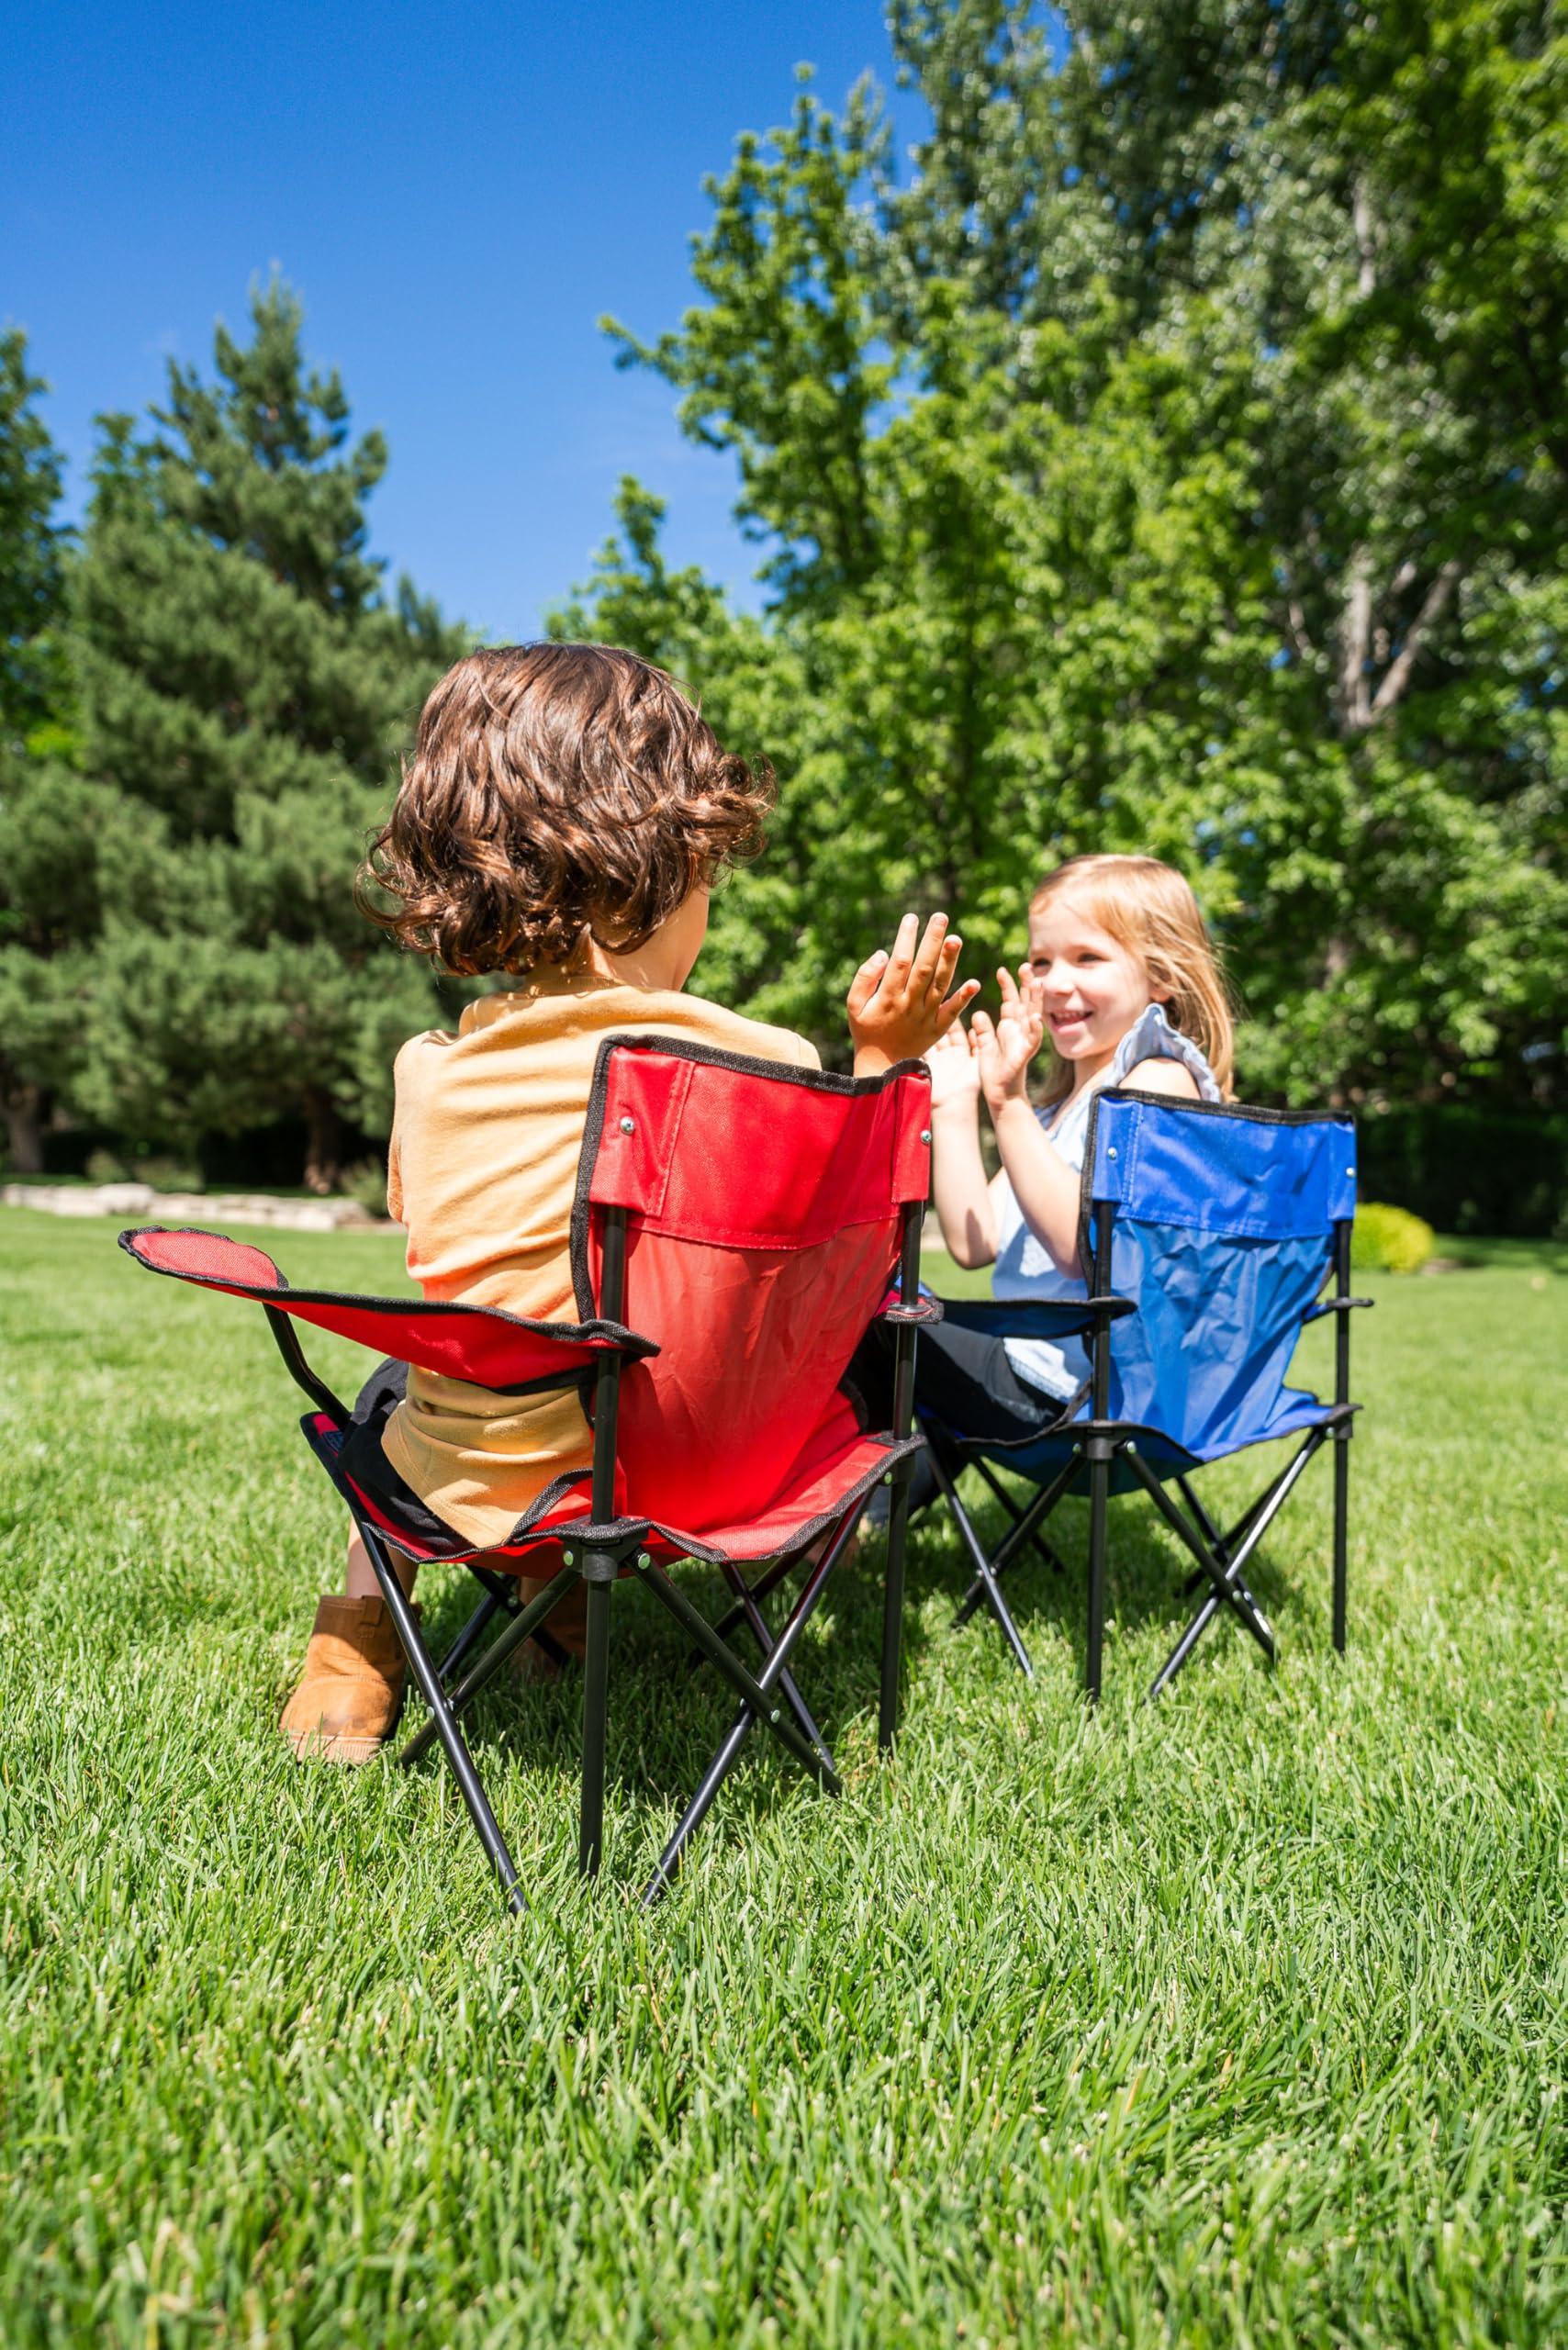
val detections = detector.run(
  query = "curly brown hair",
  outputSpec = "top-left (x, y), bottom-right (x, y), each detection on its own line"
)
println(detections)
top-left (360, 642), bottom-right (775, 974)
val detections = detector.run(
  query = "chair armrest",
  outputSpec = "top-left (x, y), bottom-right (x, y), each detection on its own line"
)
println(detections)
top-left (119, 1224), bottom-right (661, 1396)
top-left (937, 1295), bottom-right (1136, 1342)
top-left (1302, 1294), bottom-right (1375, 1323)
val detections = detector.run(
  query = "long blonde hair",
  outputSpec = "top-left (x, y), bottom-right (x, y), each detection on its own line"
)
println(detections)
top-left (1030, 853), bottom-right (1236, 1104)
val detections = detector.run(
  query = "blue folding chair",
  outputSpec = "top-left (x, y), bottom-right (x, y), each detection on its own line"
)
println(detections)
top-left (924, 1090), bottom-right (1370, 1698)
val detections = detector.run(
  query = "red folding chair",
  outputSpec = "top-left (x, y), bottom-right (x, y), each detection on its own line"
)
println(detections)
top-left (120, 1036), bottom-right (935, 1913)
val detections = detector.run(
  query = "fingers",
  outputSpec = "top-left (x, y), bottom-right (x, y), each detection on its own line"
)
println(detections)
top-left (932, 979), bottom-right (981, 1039)
top-left (929, 931), bottom-right (963, 1004)
top-left (903, 911), bottom-right (951, 1001)
top-left (846, 948), bottom-right (889, 1017)
top-left (997, 965), bottom-right (1021, 1009)
top-left (881, 911), bottom-right (921, 991)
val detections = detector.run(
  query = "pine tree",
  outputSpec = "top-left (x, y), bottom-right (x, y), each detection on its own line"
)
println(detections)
top-left (72, 279), bottom-right (468, 1188)
top-left (0, 330), bottom-right (84, 1173)
top-left (0, 328), bottom-right (69, 750)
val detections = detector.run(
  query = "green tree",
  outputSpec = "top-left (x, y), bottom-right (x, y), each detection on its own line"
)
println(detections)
top-left (588, 62), bottom-right (1275, 1057)
top-left (577, 0), bottom-right (1568, 1114)
top-left (0, 330), bottom-right (84, 1172)
top-left (71, 279), bottom-right (468, 1188)
top-left (1050, 0), bottom-right (1568, 1104)
top-left (0, 328), bottom-right (70, 750)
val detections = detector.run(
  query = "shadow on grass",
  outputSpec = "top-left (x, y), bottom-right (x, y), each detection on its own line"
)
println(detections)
top-left (403, 1537), bottom-right (946, 1824)
top-left (397, 1435), bottom-right (1327, 1850)
top-left (894, 1451), bottom-right (1320, 1685)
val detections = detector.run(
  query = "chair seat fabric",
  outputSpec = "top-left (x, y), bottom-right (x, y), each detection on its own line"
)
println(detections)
top-left (935, 1392), bottom-right (1357, 1497)
top-left (307, 1404), bottom-right (918, 1566)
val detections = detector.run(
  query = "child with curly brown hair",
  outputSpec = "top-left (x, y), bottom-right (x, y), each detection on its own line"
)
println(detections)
top-left (281, 641), bottom-right (978, 1762)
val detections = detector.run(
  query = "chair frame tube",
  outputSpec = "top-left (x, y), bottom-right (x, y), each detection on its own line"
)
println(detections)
top-left (879, 1201), bottom-right (928, 1749)
top-left (1084, 1199), bottom-right (1116, 1702)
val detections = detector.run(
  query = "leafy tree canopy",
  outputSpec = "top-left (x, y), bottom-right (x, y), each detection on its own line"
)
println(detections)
top-left (567, 0), bottom-right (1567, 1112)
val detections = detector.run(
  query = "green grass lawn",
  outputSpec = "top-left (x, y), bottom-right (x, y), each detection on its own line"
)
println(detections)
top-left (3, 1207), bottom-right (1566, 2347)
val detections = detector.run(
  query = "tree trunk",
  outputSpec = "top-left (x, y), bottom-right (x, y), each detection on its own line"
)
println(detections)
top-left (2, 1080), bottom-right (45, 1175)
top-left (301, 1086), bottom-right (342, 1196)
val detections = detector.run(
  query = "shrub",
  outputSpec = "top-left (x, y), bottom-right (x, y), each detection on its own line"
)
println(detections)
top-left (1351, 1201), bottom-right (1436, 1273)
top-left (132, 1155), bottom-right (205, 1195)
top-left (84, 1148), bottom-right (129, 1184)
top-left (340, 1157), bottom-right (389, 1219)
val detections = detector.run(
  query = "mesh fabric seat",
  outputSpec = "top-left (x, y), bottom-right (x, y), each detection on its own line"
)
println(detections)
top-left (924, 1089), bottom-right (1370, 1697)
top-left (122, 1036), bottom-right (935, 1913)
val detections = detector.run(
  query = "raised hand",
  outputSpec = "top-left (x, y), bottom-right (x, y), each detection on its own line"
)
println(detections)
top-left (846, 912), bottom-right (981, 1077)
top-left (969, 964), bottom-right (1044, 1111)
top-left (925, 1022), bottom-right (981, 1110)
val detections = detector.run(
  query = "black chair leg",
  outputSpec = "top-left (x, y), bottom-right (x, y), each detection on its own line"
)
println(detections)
top-left (1332, 1427), bottom-right (1350, 1654)
top-left (951, 1458), bottom-right (1076, 1628)
top-left (720, 1560), bottom-right (834, 1775)
top-left (926, 1446), bottom-right (1036, 1678)
top-left (577, 1564), bottom-right (614, 1878)
top-left (641, 1511), bottom-right (855, 1904)
top-left (879, 1469), bottom-right (913, 1750)
top-left (357, 1518), bottom-right (525, 1918)
top-left (974, 1458), bottom-right (1069, 1577)
top-left (644, 1706), bottom-right (754, 1899)
top-left (437, 1585), bottom-right (508, 1685)
top-left (399, 1562), bottom-right (581, 1767)
top-left (1084, 1451), bottom-right (1110, 1704)
top-left (704, 1553), bottom-right (795, 1657)
top-left (1141, 1432), bottom-right (1324, 1695)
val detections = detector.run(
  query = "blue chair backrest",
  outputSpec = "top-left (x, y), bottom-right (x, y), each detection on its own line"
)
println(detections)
top-left (1084, 1091), bottom-right (1358, 1454)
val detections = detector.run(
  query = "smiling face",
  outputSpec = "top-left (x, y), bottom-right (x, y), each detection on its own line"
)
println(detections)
top-left (1025, 893), bottom-right (1166, 1090)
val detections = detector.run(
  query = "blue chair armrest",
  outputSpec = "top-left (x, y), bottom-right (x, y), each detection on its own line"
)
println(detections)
top-left (937, 1295), bottom-right (1136, 1341)
top-left (1302, 1294), bottom-right (1375, 1323)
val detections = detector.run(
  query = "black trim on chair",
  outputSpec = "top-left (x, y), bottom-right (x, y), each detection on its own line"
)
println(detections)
top-left (567, 1033), bottom-right (931, 1316)
top-left (118, 1225), bottom-right (658, 1360)
top-left (1075, 1094), bottom-right (1358, 1283)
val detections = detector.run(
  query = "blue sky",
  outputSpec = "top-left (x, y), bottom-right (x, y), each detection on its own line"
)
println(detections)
top-left (4, 1), bottom-right (923, 639)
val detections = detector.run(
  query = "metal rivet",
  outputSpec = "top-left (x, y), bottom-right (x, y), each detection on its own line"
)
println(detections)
top-left (620, 1115), bottom-right (635, 1135)
top-left (1107, 1146), bottom-right (1118, 1159)
top-left (920, 1128), bottom-right (932, 1145)
top-left (637, 1551), bottom-right (650, 1570)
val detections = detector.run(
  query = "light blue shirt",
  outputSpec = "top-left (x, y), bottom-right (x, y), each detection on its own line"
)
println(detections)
top-left (991, 1004), bottom-right (1223, 1400)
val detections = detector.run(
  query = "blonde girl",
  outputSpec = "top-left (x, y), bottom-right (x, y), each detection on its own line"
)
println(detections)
top-left (861, 855), bottom-right (1234, 1470)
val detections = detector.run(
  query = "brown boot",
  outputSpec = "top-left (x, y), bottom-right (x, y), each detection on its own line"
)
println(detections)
top-left (280, 1595), bottom-right (415, 1764)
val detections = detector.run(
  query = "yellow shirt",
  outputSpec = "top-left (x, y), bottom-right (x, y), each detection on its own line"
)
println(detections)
top-left (381, 969), bottom-right (820, 1546)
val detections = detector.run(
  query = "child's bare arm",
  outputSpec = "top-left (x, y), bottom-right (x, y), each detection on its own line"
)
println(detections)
top-left (927, 1027), bottom-right (1003, 1267)
top-left (846, 912), bottom-right (980, 1078)
top-left (971, 967), bottom-right (1082, 1275)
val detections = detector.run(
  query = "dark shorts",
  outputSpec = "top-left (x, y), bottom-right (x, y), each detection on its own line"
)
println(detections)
top-left (847, 1317), bottom-right (1066, 1445)
top-left (846, 1318), bottom-right (1070, 1517)
top-left (340, 1360), bottom-right (588, 1655)
top-left (337, 1357), bottom-right (460, 1550)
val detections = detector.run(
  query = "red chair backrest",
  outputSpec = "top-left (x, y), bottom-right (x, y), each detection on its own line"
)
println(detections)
top-left (577, 1038), bottom-right (930, 1534)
